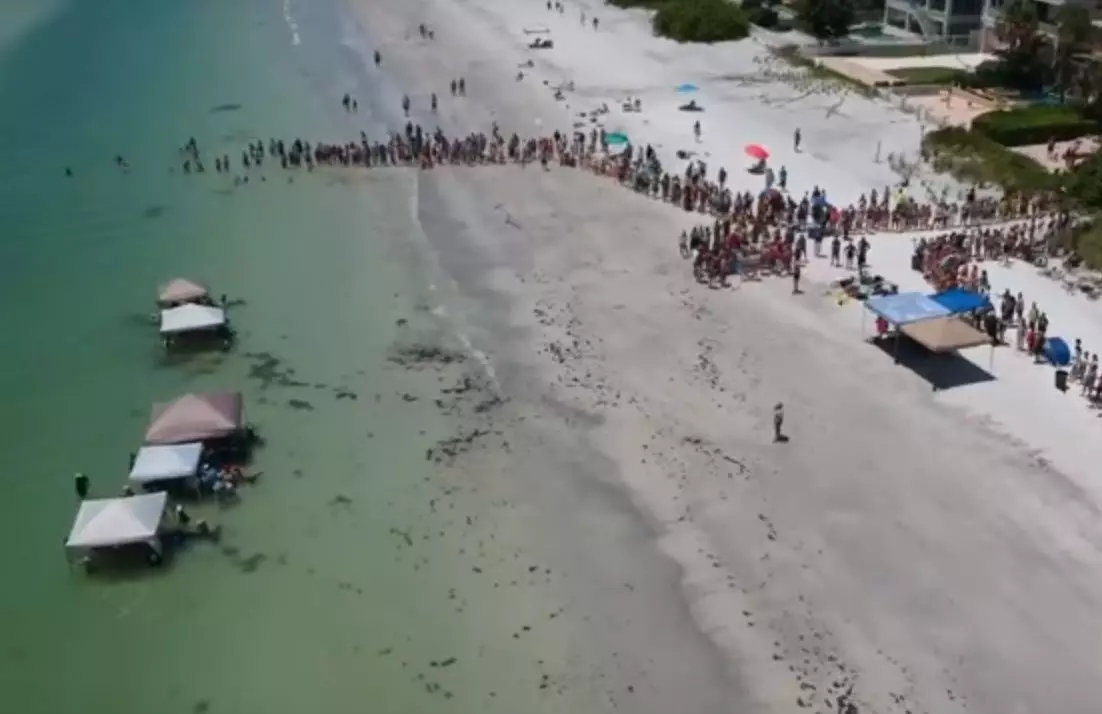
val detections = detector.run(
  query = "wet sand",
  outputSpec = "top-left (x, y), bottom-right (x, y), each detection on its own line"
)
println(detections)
top-left (348, 0), bottom-right (1102, 712)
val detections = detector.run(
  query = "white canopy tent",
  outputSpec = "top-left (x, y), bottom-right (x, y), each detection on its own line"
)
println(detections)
top-left (66, 492), bottom-right (168, 549)
top-left (128, 442), bottom-right (203, 485)
top-left (160, 304), bottom-right (226, 335)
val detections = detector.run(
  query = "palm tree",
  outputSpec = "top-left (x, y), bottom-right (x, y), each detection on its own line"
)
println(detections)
top-left (995, 0), bottom-right (1038, 53)
top-left (993, 0), bottom-right (1050, 92)
top-left (1076, 60), bottom-right (1102, 120)
top-left (1053, 4), bottom-right (1093, 102)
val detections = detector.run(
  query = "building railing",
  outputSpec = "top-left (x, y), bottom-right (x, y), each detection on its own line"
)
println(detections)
top-left (884, 0), bottom-right (939, 38)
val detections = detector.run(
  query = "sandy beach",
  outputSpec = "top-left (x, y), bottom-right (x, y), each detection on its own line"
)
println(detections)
top-left (346, 0), bottom-right (1102, 712)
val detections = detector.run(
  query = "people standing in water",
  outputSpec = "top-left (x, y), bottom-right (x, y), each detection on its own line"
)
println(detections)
top-left (374, 50), bottom-right (381, 66)
top-left (74, 472), bottom-right (89, 499)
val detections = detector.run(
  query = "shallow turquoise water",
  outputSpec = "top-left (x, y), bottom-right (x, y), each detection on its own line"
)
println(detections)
top-left (0, 2), bottom-right (573, 712)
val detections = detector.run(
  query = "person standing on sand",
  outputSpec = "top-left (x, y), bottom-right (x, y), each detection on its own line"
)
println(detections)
top-left (793, 128), bottom-right (801, 152)
top-left (593, 16), bottom-right (600, 30)
top-left (773, 403), bottom-right (785, 442)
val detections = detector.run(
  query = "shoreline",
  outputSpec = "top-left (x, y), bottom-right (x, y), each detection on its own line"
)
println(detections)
top-left (348, 0), bottom-right (1102, 712)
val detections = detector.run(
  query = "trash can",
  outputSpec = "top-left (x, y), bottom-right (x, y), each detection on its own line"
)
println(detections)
top-left (1055, 369), bottom-right (1069, 393)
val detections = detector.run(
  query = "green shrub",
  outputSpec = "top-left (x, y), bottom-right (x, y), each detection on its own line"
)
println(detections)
top-left (747, 6), bottom-right (781, 28)
top-left (972, 104), bottom-right (1099, 146)
top-left (606, 0), bottom-right (665, 7)
top-left (885, 66), bottom-right (965, 86)
top-left (1066, 219), bottom-right (1102, 271)
top-left (651, 0), bottom-right (751, 43)
top-left (1064, 150), bottom-right (1102, 210)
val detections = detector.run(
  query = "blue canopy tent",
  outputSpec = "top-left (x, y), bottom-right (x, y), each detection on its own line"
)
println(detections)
top-left (864, 292), bottom-right (951, 364)
top-left (865, 292), bottom-right (950, 325)
top-left (864, 292), bottom-right (996, 381)
top-left (928, 287), bottom-right (991, 315)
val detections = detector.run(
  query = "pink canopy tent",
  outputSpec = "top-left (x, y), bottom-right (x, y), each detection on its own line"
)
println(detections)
top-left (157, 278), bottom-right (209, 306)
top-left (145, 391), bottom-right (244, 445)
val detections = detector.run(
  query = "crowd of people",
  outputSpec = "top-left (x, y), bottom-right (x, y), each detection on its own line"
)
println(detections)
top-left (149, 111), bottom-right (1081, 304)
top-left (911, 216), bottom-right (1102, 408)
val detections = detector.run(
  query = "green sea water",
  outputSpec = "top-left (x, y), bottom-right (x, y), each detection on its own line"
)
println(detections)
top-left (0, 1), bottom-right (583, 712)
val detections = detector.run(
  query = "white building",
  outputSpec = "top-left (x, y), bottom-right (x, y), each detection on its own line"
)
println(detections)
top-left (883, 0), bottom-right (987, 40)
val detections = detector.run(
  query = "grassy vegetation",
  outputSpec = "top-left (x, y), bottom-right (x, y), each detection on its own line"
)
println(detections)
top-left (609, 0), bottom-right (751, 43)
top-left (922, 125), bottom-right (1102, 267)
top-left (971, 104), bottom-right (1100, 146)
top-left (770, 45), bottom-right (879, 97)
top-left (885, 66), bottom-right (966, 86)
top-left (921, 126), bottom-right (1056, 194)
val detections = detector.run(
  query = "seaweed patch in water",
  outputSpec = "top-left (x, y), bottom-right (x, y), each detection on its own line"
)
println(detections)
top-left (210, 103), bottom-right (243, 113)
top-left (287, 398), bottom-right (314, 411)
top-left (220, 546), bottom-right (267, 573)
top-left (387, 343), bottom-right (467, 369)
top-left (143, 205), bottom-right (167, 220)
top-left (242, 351), bottom-right (310, 388)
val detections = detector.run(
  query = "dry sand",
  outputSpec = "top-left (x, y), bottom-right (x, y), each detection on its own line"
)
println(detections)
top-left (350, 0), bottom-right (1102, 712)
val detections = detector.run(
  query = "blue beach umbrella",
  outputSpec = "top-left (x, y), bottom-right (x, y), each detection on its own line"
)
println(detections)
top-left (676, 83), bottom-right (698, 93)
top-left (605, 132), bottom-right (630, 146)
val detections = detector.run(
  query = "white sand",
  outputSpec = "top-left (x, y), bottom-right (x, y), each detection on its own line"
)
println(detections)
top-left (351, 0), bottom-right (1102, 712)
top-left (852, 53), bottom-right (996, 72)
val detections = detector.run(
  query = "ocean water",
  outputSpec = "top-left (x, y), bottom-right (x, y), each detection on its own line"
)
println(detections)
top-left (0, 1), bottom-right (579, 713)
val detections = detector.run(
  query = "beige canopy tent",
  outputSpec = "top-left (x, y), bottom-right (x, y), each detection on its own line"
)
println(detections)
top-left (158, 278), bottom-right (209, 306)
top-left (145, 391), bottom-right (244, 445)
top-left (66, 492), bottom-right (168, 550)
top-left (899, 317), bottom-right (991, 353)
